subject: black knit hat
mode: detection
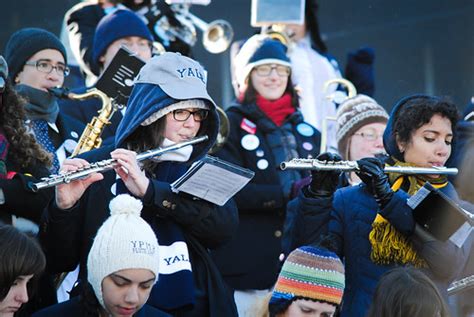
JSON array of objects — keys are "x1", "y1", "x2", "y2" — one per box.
[{"x1": 4, "y1": 28, "x2": 67, "y2": 81}]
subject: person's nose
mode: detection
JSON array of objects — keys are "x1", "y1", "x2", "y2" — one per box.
[
  {"x1": 373, "y1": 135, "x2": 384, "y2": 148},
  {"x1": 46, "y1": 67, "x2": 62, "y2": 82},
  {"x1": 267, "y1": 68, "x2": 280, "y2": 80},
  {"x1": 15, "y1": 284, "x2": 29, "y2": 304},
  {"x1": 183, "y1": 114, "x2": 199, "y2": 128},
  {"x1": 124, "y1": 286, "x2": 139, "y2": 304},
  {"x1": 435, "y1": 141, "x2": 450, "y2": 158}
]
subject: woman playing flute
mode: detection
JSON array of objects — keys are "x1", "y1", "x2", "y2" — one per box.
[{"x1": 285, "y1": 94, "x2": 473, "y2": 317}]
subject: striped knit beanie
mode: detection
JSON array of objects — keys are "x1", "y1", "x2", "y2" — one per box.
[
  {"x1": 269, "y1": 246, "x2": 345, "y2": 316},
  {"x1": 336, "y1": 94, "x2": 389, "y2": 160}
]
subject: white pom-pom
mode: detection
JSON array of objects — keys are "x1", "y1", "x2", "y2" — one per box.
[{"x1": 109, "y1": 194, "x2": 143, "y2": 217}]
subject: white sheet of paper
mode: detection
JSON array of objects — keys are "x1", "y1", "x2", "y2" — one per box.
[
  {"x1": 172, "y1": 163, "x2": 251, "y2": 206},
  {"x1": 449, "y1": 222, "x2": 473, "y2": 248}
]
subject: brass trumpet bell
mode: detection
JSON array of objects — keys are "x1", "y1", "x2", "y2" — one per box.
[{"x1": 209, "y1": 106, "x2": 230, "y2": 154}]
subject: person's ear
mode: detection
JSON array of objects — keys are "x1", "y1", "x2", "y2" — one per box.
[{"x1": 395, "y1": 134, "x2": 405, "y2": 153}]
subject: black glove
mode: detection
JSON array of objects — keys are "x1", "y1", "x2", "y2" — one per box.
[
  {"x1": 308, "y1": 152, "x2": 342, "y2": 197},
  {"x1": 356, "y1": 157, "x2": 393, "y2": 209}
]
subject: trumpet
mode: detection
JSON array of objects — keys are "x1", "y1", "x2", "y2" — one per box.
[
  {"x1": 29, "y1": 136, "x2": 208, "y2": 192},
  {"x1": 162, "y1": 3, "x2": 234, "y2": 54},
  {"x1": 280, "y1": 159, "x2": 459, "y2": 176}
]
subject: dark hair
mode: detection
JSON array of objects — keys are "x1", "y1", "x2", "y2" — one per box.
[
  {"x1": 366, "y1": 266, "x2": 450, "y2": 317},
  {"x1": 0, "y1": 225, "x2": 46, "y2": 301},
  {"x1": 0, "y1": 80, "x2": 52, "y2": 168},
  {"x1": 393, "y1": 96, "x2": 459, "y2": 149},
  {"x1": 125, "y1": 106, "x2": 211, "y2": 173},
  {"x1": 305, "y1": 0, "x2": 328, "y2": 53},
  {"x1": 79, "y1": 281, "x2": 102, "y2": 317},
  {"x1": 241, "y1": 74, "x2": 299, "y2": 108}
]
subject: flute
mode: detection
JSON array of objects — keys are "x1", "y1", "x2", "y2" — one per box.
[
  {"x1": 29, "y1": 135, "x2": 209, "y2": 192},
  {"x1": 280, "y1": 158, "x2": 458, "y2": 175}
]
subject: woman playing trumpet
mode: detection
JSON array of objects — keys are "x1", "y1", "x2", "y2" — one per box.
[{"x1": 285, "y1": 94, "x2": 473, "y2": 317}]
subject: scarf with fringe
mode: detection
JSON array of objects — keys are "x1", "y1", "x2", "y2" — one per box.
[{"x1": 368, "y1": 158, "x2": 448, "y2": 268}]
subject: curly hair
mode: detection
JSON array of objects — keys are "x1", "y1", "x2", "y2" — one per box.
[
  {"x1": 393, "y1": 96, "x2": 459, "y2": 147},
  {"x1": 0, "y1": 81, "x2": 52, "y2": 169}
]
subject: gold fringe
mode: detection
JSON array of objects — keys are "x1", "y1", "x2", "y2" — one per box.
[{"x1": 369, "y1": 214, "x2": 427, "y2": 268}]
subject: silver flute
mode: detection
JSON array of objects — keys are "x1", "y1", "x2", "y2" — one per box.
[
  {"x1": 29, "y1": 135, "x2": 209, "y2": 192},
  {"x1": 448, "y1": 275, "x2": 474, "y2": 296},
  {"x1": 280, "y1": 158, "x2": 458, "y2": 175}
]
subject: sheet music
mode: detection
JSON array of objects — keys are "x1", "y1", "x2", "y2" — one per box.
[
  {"x1": 449, "y1": 222, "x2": 473, "y2": 248},
  {"x1": 171, "y1": 156, "x2": 254, "y2": 206}
]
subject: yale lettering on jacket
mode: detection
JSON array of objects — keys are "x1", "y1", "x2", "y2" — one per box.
[
  {"x1": 159, "y1": 241, "x2": 192, "y2": 274},
  {"x1": 176, "y1": 68, "x2": 205, "y2": 84}
]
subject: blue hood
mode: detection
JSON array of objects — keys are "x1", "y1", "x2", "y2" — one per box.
[
  {"x1": 383, "y1": 94, "x2": 457, "y2": 162},
  {"x1": 115, "y1": 83, "x2": 219, "y2": 161}
]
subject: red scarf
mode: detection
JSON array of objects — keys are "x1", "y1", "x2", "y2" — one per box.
[{"x1": 255, "y1": 93, "x2": 295, "y2": 126}]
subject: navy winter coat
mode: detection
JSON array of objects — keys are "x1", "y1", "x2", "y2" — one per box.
[{"x1": 211, "y1": 101, "x2": 321, "y2": 290}]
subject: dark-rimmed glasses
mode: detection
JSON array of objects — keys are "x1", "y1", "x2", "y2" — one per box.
[
  {"x1": 172, "y1": 109, "x2": 209, "y2": 122},
  {"x1": 254, "y1": 64, "x2": 291, "y2": 77},
  {"x1": 24, "y1": 60, "x2": 70, "y2": 77}
]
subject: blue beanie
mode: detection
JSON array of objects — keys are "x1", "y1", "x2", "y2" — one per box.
[
  {"x1": 234, "y1": 35, "x2": 291, "y2": 89},
  {"x1": 91, "y1": 9, "x2": 153, "y2": 73},
  {"x1": 4, "y1": 28, "x2": 67, "y2": 81}
]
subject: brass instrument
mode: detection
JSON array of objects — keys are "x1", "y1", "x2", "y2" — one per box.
[
  {"x1": 29, "y1": 136, "x2": 208, "y2": 192},
  {"x1": 209, "y1": 106, "x2": 230, "y2": 154},
  {"x1": 261, "y1": 24, "x2": 292, "y2": 47},
  {"x1": 49, "y1": 87, "x2": 116, "y2": 157},
  {"x1": 448, "y1": 275, "x2": 474, "y2": 296},
  {"x1": 320, "y1": 78, "x2": 357, "y2": 153},
  {"x1": 280, "y1": 158, "x2": 459, "y2": 176},
  {"x1": 160, "y1": 4, "x2": 234, "y2": 54}
]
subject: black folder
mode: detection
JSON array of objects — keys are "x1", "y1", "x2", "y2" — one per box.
[
  {"x1": 407, "y1": 182, "x2": 470, "y2": 241},
  {"x1": 95, "y1": 46, "x2": 145, "y2": 106}
]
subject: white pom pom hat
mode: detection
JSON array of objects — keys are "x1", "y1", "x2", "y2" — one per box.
[{"x1": 87, "y1": 194, "x2": 160, "y2": 307}]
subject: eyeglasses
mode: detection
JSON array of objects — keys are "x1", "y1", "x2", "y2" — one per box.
[
  {"x1": 172, "y1": 109, "x2": 209, "y2": 122},
  {"x1": 254, "y1": 64, "x2": 291, "y2": 77},
  {"x1": 353, "y1": 129, "x2": 383, "y2": 141},
  {"x1": 24, "y1": 60, "x2": 70, "y2": 77}
]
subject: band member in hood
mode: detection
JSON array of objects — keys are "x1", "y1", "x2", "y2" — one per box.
[{"x1": 41, "y1": 52, "x2": 238, "y2": 316}]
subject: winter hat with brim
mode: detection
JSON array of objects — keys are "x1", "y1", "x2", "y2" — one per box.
[
  {"x1": 336, "y1": 94, "x2": 389, "y2": 160},
  {"x1": 4, "y1": 28, "x2": 67, "y2": 81},
  {"x1": 91, "y1": 9, "x2": 153, "y2": 74},
  {"x1": 234, "y1": 35, "x2": 291, "y2": 91},
  {"x1": 87, "y1": 194, "x2": 160, "y2": 308},
  {"x1": 269, "y1": 245, "x2": 345, "y2": 316}
]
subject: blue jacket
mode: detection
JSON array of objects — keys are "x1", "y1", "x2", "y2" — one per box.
[{"x1": 211, "y1": 101, "x2": 321, "y2": 290}]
